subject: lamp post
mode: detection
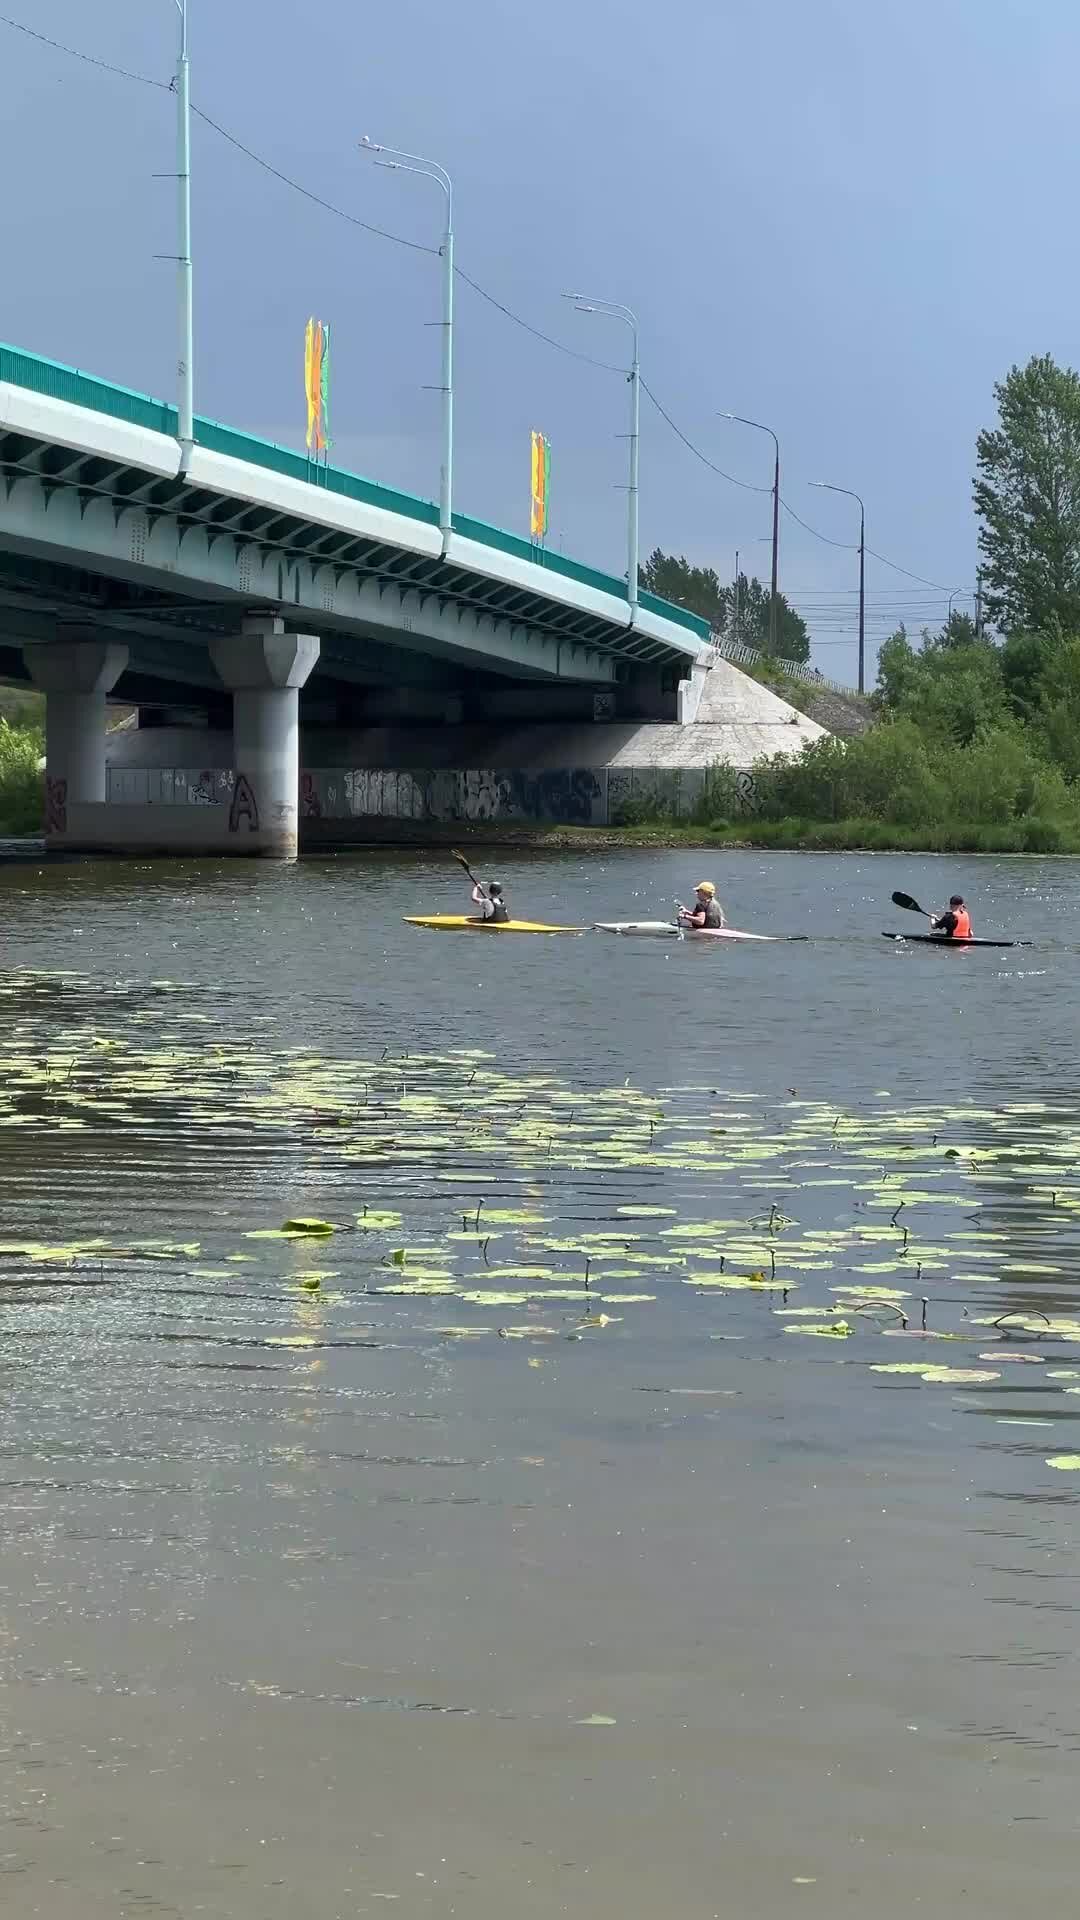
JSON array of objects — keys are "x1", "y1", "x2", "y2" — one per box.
[
  {"x1": 361, "y1": 136, "x2": 454, "y2": 546},
  {"x1": 173, "y1": 0, "x2": 193, "y2": 468},
  {"x1": 811, "y1": 481, "x2": 866, "y2": 693},
  {"x1": 721, "y1": 413, "x2": 779, "y2": 653},
  {"x1": 565, "y1": 295, "x2": 639, "y2": 616}
]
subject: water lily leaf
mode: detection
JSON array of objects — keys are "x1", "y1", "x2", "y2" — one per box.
[
  {"x1": 831, "y1": 1284, "x2": 910, "y2": 1300},
  {"x1": 784, "y1": 1320, "x2": 853, "y2": 1338},
  {"x1": 871, "y1": 1364, "x2": 1000, "y2": 1383}
]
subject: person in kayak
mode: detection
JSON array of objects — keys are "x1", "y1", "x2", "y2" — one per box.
[
  {"x1": 929, "y1": 895, "x2": 972, "y2": 940},
  {"x1": 678, "y1": 881, "x2": 725, "y2": 930},
  {"x1": 470, "y1": 879, "x2": 509, "y2": 924}
]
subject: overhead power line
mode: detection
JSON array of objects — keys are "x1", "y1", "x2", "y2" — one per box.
[
  {"x1": 641, "y1": 383, "x2": 770, "y2": 494},
  {"x1": 3, "y1": 7, "x2": 965, "y2": 596}
]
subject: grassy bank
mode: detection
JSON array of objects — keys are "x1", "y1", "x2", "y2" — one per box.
[
  {"x1": 0, "y1": 721, "x2": 43, "y2": 835},
  {"x1": 310, "y1": 817, "x2": 1080, "y2": 854}
]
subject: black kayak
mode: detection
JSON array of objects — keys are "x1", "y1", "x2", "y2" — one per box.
[{"x1": 882, "y1": 931, "x2": 1020, "y2": 948}]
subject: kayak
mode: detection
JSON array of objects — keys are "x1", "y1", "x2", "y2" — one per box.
[
  {"x1": 593, "y1": 921, "x2": 778, "y2": 943},
  {"x1": 882, "y1": 931, "x2": 1018, "y2": 948},
  {"x1": 405, "y1": 916, "x2": 584, "y2": 934}
]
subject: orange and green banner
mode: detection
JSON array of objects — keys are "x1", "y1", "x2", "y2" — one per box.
[
  {"x1": 530, "y1": 429, "x2": 550, "y2": 541},
  {"x1": 304, "y1": 318, "x2": 332, "y2": 456}
]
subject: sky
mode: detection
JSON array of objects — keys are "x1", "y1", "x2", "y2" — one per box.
[{"x1": 4, "y1": 0, "x2": 1080, "y2": 682}]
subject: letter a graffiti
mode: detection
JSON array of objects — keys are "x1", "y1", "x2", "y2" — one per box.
[{"x1": 229, "y1": 773, "x2": 260, "y2": 833}]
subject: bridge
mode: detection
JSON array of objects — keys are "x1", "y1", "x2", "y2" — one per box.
[
  {"x1": 0, "y1": 341, "x2": 713, "y2": 857},
  {"x1": 0, "y1": 341, "x2": 711, "y2": 860}
]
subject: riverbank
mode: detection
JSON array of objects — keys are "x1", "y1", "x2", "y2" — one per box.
[
  {"x1": 311, "y1": 815, "x2": 1080, "y2": 854},
  {"x1": 6, "y1": 817, "x2": 1076, "y2": 858}
]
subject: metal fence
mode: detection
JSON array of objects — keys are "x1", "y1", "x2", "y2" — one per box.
[{"x1": 704, "y1": 632, "x2": 857, "y2": 699}]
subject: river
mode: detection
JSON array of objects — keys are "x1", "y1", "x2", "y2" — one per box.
[{"x1": 1, "y1": 847, "x2": 1079, "y2": 1918}]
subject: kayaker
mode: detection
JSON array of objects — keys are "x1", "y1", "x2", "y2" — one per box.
[
  {"x1": 929, "y1": 894, "x2": 972, "y2": 940},
  {"x1": 470, "y1": 879, "x2": 509, "y2": 924},
  {"x1": 678, "y1": 881, "x2": 725, "y2": 930}
]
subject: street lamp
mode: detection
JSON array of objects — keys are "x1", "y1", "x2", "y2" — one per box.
[
  {"x1": 170, "y1": 0, "x2": 193, "y2": 467},
  {"x1": 361, "y1": 135, "x2": 454, "y2": 547},
  {"x1": 720, "y1": 413, "x2": 780, "y2": 653},
  {"x1": 810, "y1": 481, "x2": 866, "y2": 693},
  {"x1": 565, "y1": 295, "x2": 639, "y2": 616}
]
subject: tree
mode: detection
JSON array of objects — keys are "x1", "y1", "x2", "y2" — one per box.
[
  {"x1": 1036, "y1": 635, "x2": 1080, "y2": 781},
  {"x1": 874, "y1": 622, "x2": 1006, "y2": 743},
  {"x1": 927, "y1": 611, "x2": 978, "y2": 651},
  {"x1": 974, "y1": 354, "x2": 1080, "y2": 634},
  {"x1": 640, "y1": 550, "x2": 810, "y2": 663},
  {"x1": 733, "y1": 574, "x2": 811, "y2": 662},
  {"x1": 875, "y1": 626, "x2": 917, "y2": 708},
  {"x1": 639, "y1": 550, "x2": 726, "y2": 629}
]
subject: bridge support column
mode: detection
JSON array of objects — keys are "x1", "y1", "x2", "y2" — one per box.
[
  {"x1": 210, "y1": 618, "x2": 320, "y2": 860},
  {"x1": 24, "y1": 637, "x2": 129, "y2": 843}
]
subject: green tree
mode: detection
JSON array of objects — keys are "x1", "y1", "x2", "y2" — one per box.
[
  {"x1": 974, "y1": 354, "x2": 1080, "y2": 633},
  {"x1": 999, "y1": 628, "x2": 1056, "y2": 721},
  {"x1": 875, "y1": 625, "x2": 916, "y2": 708},
  {"x1": 639, "y1": 550, "x2": 726, "y2": 628},
  {"x1": 1036, "y1": 634, "x2": 1080, "y2": 781},
  {"x1": 733, "y1": 574, "x2": 811, "y2": 662},
  {"x1": 640, "y1": 550, "x2": 810, "y2": 662}
]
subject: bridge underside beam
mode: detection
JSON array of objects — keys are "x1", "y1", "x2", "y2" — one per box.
[{"x1": 0, "y1": 452, "x2": 648, "y2": 683}]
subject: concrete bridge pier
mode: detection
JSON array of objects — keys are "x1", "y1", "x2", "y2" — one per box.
[
  {"x1": 210, "y1": 618, "x2": 320, "y2": 860},
  {"x1": 24, "y1": 636, "x2": 129, "y2": 841}
]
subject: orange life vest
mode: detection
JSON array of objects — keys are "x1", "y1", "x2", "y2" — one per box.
[{"x1": 950, "y1": 907, "x2": 972, "y2": 939}]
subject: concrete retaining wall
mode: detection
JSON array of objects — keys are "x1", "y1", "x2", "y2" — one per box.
[{"x1": 104, "y1": 764, "x2": 762, "y2": 831}]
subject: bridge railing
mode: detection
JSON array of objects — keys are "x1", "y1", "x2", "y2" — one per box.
[{"x1": 704, "y1": 631, "x2": 858, "y2": 699}]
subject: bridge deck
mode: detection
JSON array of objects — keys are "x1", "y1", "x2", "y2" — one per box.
[{"x1": 0, "y1": 343, "x2": 707, "y2": 689}]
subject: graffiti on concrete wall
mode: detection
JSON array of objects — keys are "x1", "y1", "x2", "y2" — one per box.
[
  {"x1": 229, "y1": 773, "x2": 260, "y2": 833},
  {"x1": 45, "y1": 775, "x2": 67, "y2": 835},
  {"x1": 303, "y1": 767, "x2": 606, "y2": 826},
  {"x1": 736, "y1": 771, "x2": 760, "y2": 813},
  {"x1": 107, "y1": 765, "x2": 763, "y2": 827}
]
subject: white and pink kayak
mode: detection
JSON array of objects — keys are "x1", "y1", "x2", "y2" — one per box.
[{"x1": 592, "y1": 921, "x2": 779, "y2": 942}]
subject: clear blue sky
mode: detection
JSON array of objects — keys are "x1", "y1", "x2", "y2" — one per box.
[{"x1": 3, "y1": 0, "x2": 1077, "y2": 678}]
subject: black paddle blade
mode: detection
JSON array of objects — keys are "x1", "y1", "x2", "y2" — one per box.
[{"x1": 891, "y1": 890, "x2": 926, "y2": 915}]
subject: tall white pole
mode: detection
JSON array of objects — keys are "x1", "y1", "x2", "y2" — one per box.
[
  {"x1": 627, "y1": 319, "x2": 639, "y2": 611},
  {"x1": 440, "y1": 199, "x2": 454, "y2": 546},
  {"x1": 360, "y1": 139, "x2": 454, "y2": 547},
  {"x1": 175, "y1": 0, "x2": 194, "y2": 469},
  {"x1": 564, "y1": 295, "x2": 639, "y2": 620}
]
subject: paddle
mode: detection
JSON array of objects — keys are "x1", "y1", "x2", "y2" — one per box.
[
  {"x1": 891, "y1": 890, "x2": 929, "y2": 916},
  {"x1": 451, "y1": 847, "x2": 483, "y2": 892}
]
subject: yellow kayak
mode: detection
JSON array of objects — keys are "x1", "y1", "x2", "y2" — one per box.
[{"x1": 404, "y1": 916, "x2": 584, "y2": 935}]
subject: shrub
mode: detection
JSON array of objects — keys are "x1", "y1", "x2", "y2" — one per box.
[{"x1": 0, "y1": 720, "x2": 42, "y2": 834}]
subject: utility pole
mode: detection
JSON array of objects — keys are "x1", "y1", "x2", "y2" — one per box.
[
  {"x1": 174, "y1": 0, "x2": 194, "y2": 468},
  {"x1": 360, "y1": 138, "x2": 454, "y2": 547},
  {"x1": 770, "y1": 442, "x2": 780, "y2": 654},
  {"x1": 857, "y1": 502, "x2": 865, "y2": 694},
  {"x1": 732, "y1": 548, "x2": 740, "y2": 640},
  {"x1": 811, "y1": 481, "x2": 866, "y2": 693},
  {"x1": 975, "y1": 569, "x2": 984, "y2": 639},
  {"x1": 566, "y1": 296, "x2": 640, "y2": 616},
  {"x1": 721, "y1": 414, "x2": 780, "y2": 652}
]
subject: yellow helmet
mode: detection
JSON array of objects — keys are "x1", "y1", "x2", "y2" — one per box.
[{"x1": 694, "y1": 881, "x2": 716, "y2": 897}]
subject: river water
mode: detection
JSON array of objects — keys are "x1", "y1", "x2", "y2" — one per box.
[{"x1": 2, "y1": 848, "x2": 1080, "y2": 1918}]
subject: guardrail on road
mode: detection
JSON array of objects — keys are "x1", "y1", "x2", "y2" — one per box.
[{"x1": 705, "y1": 632, "x2": 858, "y2": 699}]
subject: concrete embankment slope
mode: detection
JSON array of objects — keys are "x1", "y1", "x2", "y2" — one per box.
[{"x1": 107, "y1": 656, "x2": 826, "y2": 775}]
